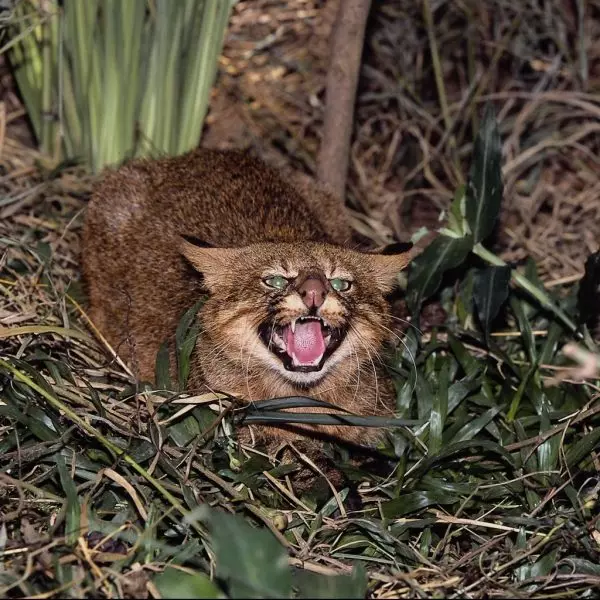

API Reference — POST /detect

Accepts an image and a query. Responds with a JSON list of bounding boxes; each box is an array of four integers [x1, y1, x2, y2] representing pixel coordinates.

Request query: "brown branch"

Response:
[[317, 0, 372, 200]]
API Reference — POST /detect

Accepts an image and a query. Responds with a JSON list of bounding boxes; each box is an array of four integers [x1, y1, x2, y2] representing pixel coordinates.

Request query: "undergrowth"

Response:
[[1, 104, 599, 598]]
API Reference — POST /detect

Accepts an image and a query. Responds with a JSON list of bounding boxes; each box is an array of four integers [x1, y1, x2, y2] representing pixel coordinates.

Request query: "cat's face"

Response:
[[181, 240, 411, 389]]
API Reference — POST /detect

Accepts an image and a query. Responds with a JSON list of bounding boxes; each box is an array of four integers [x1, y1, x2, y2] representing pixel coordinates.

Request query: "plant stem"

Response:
[[423, 0, 450, 132], [473, 243, 579, 334]]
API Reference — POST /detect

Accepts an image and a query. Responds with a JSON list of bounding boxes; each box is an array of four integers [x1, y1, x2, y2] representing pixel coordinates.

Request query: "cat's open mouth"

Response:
[[259, 316, 345, 372]]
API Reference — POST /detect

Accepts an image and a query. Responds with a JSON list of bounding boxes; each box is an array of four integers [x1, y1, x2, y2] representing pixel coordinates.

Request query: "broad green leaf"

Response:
[[406, 234, 473, 317], [154, 567, 222, 599], [526, 548, 559, 580], [170, 540, 204, 566], [564, 485, 585, 521], [473, 265, 511, 344], [465, 103, 503, 244], [420, 476, 473, 496], [195, 506, 292, 599], [396, 366, 417, 415], [294, 566, 367, 599], [456, 269, 475, 327], [319, 488, 349, 518], [419, 528, 433, 556], [10, 357, 58, 401]]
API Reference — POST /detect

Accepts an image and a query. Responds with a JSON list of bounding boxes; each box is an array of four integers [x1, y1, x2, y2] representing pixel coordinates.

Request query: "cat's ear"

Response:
[[180, 235, 241, 291], [368, 242, 413, 291]]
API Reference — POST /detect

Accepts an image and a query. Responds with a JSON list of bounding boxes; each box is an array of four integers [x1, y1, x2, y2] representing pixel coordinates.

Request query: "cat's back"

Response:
[[85, 148, 348, 248]]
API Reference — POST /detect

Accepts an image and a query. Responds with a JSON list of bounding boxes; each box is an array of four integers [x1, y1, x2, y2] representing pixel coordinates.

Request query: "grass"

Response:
[[2, 114, 600, 598], [4, 0, 234, 172], [2, 0, 600, 598]]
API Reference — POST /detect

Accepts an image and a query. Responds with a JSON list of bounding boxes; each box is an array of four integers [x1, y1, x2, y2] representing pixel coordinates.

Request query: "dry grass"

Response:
[[1, 0, 600, 598], [207, 0, 600, 272]]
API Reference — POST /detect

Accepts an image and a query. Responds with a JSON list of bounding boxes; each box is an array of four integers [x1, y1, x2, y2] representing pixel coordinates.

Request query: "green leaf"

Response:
[[412, 439, 515, 478], [193, 506, 292, 599], [241, 410, 420, 428], [564, 428, 600, 469], [429, 359, 449, 454], [563, 559, 600, 576], [447, 377, 481, 414], [447, 335, 481, 380], [154, 567, 222, 599], [55, 454, 81, 545], [155, 341, 172, 391], [449, 406, 501, 444], [465, 103, 503, 244], [168, 415, 200, 447], [294, 566, 367, 599], [473, 265, 511, 344], [446, 185, 467, 236], [539, 321, 563, 365], [536, 404, 560, 480], [176, 299, 204, 390], [516, 548, 559, 581], [0, 402, 58, 442], [510, 296, 537, 364], [407, 234, 473, 316], [507, 365, 536, 422], [382, 490, 459, 518]]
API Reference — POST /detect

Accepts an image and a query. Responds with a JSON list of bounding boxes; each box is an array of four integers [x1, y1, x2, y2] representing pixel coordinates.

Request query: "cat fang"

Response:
[[260, 315, 346, 373]]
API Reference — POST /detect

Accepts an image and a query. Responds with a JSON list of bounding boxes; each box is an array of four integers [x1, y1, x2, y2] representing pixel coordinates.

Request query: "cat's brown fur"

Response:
[[82, 148, 411, 455]]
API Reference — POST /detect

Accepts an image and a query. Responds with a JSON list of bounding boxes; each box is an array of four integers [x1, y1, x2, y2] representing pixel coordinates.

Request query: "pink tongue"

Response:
[[286, 321, 326, 364]]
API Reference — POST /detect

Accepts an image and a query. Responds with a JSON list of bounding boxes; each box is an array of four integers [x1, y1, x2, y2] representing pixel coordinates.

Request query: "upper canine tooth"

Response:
[[291, 318, 296, 334]]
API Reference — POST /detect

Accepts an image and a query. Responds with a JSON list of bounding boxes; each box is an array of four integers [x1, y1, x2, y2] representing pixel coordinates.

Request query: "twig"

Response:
[[317, 0, 372, 200], [423, 0, 450, 132]]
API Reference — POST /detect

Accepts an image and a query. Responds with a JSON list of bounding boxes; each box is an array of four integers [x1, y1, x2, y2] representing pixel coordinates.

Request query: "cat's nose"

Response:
[[298, 277, 327, 308]]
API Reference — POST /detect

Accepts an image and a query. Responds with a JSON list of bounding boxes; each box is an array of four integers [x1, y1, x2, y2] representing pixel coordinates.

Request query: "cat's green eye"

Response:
[[330, 277, 352, 292], [264, 275, 288, 290]]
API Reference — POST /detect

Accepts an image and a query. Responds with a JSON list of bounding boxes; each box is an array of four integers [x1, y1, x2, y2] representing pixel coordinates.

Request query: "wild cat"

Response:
[[82, 148, 411, 457]]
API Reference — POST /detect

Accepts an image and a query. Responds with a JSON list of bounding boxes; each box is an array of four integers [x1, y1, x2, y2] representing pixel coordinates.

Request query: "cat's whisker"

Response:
[[368, 309, 425, 337], [375, 321, 419, 396], [346, 335, 363, 409], [349, 323, 382, 410]]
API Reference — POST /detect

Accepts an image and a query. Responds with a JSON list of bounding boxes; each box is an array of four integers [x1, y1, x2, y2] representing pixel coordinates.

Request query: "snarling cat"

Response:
[[82, 149, 411, 452]]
